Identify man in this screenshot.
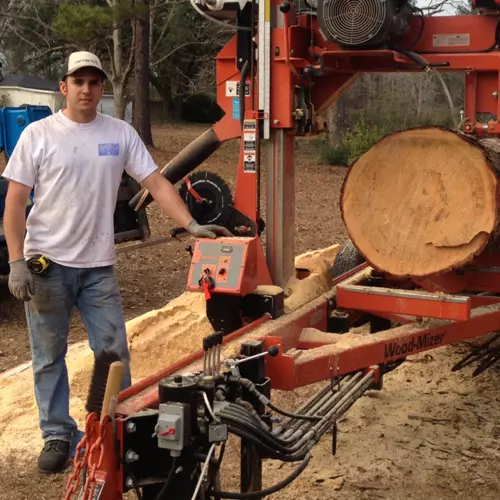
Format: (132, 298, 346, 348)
(2, 51, 231, 474)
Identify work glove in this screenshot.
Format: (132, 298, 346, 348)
(187, 220, 233, 239)
(8, 258, 35, 301)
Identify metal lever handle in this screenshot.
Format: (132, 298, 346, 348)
(203, 331, 224, 376)
(230, 345, 280, 368)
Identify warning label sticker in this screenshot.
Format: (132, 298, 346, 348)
(244, 141, 256, 152)
(243, 120, 257, 131)
(244, 153, 256, 173)
(244, 132, 256, 152)
(226, 81, 250, 97)
(78, 480, 105, 499)
(432, 34, 470, 47)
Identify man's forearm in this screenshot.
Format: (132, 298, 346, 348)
(4, 202, 27, 261)
(152, 177, 195, 229)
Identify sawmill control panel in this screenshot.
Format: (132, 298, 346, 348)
(187, 238, 251, 295)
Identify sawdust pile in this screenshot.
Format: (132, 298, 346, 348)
(0, 244, 338, 459)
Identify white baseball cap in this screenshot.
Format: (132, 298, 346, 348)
(64, 51, 107, 80)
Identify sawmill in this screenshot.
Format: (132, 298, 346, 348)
(63, 0, 500, 498)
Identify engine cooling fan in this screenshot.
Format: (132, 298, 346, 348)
(317, 0, 412, 47)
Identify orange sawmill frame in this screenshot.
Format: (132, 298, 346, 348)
(65, 8, 500, 500)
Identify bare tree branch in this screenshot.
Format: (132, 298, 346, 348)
(122, 21, 136, 87)
(152, 4, 176, 52)
(151, 41, 205, 67)
(8, 23, 40, 54)
(106, 40, 117, 78)
(12, 45, 75, 74)
(0, 9, 54, 32)
(150, 0, 189, 11)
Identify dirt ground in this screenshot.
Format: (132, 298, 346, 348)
(1, 124, 500, 499)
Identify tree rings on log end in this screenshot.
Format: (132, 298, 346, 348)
(340, 127, 499, 277)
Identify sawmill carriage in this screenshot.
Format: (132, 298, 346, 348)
(65, 0, 500, 498)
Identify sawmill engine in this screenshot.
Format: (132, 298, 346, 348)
(316, 0, 413, 47)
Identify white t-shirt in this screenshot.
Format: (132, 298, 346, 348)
(2, 110, 158, 268)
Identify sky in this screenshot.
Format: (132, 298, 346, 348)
(416, 0, 465, 15)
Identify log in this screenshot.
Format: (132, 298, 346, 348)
(340, 127, 500, 277)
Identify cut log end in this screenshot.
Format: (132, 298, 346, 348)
(340, 127, 500, 277)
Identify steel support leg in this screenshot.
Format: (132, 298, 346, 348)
(241, 441, 262, 498)
(266, 129, 295, 288)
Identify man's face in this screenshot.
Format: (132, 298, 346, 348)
(60, 68, 104, 113)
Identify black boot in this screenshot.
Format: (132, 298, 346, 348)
(38, 439, 70, 474)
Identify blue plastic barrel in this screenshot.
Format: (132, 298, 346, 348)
(0, 105, 52, 159)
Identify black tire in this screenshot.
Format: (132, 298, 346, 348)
(178, 171, 233, 226)
(331, 239, 365, 278)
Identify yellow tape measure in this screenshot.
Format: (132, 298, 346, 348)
(27, 255, 50, 274)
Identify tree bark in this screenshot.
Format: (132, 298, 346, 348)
(132, 0, 153, 145)
(340, 127, 500, 278)
(107, 0, 134, 120)
(113, 81, 127, 120)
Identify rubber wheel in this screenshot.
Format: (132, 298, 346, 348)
(331, 239, 365, 278)
(178, 171, 233, 226)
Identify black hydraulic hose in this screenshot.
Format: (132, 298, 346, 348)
(267, 400, 322, 422)
(226, 403, 270, 430)
(232, 377, 369, 455)
(227, 425, 309, 462)
(229, 376, 321, 422)
(220, 408, 273, 434)
(314, 371, 375, 438)
(154, 457, 178, 500)
(222, 406, 320, 451)
(276, 381, 332, 428)
(224, 406, 314, 446)
(234, 399, 264, 417)
(276, 372, 364, 438)
(391, 45, 449, 69)
(213, 453, 311, 499)
(220, 414, 305, 454)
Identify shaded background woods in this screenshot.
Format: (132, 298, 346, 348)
(0, 0, 472, 157)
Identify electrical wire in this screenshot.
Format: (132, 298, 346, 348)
(203, 391, 220, 423)
(191, 444, 217, 500)
(213, 453, 312, 499)
(389, 45, 457, 127)
(189, 0, 252, 32)
(419, 55, 457, 127)
(154, 457, 178, 500)
(405, 7, 425, 51)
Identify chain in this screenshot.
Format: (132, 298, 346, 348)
(82, 415, 110, 500)
(63, 413, 100, 500)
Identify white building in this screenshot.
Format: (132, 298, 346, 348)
(0, 75, 131, 121)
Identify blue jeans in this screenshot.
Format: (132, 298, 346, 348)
(25, 262, 131, 454)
